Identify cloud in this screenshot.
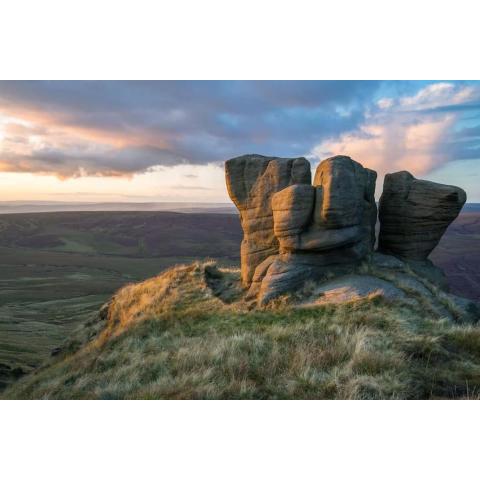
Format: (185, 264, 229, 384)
(312, 115, 456, 177)
(0, 81, 380, 178)
(0, 81, 479, 183)
(0, 139, 186, 178)
(311, 82, 480, 179)
(169, 185, 213, 190)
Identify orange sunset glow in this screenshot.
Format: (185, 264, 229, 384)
(0, 81, 479, 202)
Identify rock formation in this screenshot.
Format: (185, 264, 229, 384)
(272, 156, 377, 256)
(378, 171, 467, 260)
(225, 154, 467, 305)
(225, 154, 311, 286)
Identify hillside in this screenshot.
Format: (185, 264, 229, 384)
(0, 210, 478, 299)
(3, 260, 479, 400)
(0, 210, 479, 391)
(430, 211, 480, 301)
(0, 201, 236, 215)
(0, 211, 241, 390)
(0, 211, 241, 257)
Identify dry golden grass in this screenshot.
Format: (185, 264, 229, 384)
(3, 262, 480, 400)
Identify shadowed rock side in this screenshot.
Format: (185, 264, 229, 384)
(225, 154, 311, 286)
(378, 171, 467, 260)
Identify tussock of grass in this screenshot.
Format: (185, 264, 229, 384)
(3, 262, 480, 400)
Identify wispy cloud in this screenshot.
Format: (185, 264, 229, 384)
(311, 82, 480, 179)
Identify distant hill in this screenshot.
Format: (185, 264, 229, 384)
(0, 201, 236, 214)
(1, 201, 478, 215)
(0, 210, 242, 258)
(0, 209, 477, 300)
(463, 203, 480, 212)
(431, 211, 480, 302)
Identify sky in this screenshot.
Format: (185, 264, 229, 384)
(0, 80, 479, 203)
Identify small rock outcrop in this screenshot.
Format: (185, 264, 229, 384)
(378, 171, 467, 260)
(225, 153, 468, 307)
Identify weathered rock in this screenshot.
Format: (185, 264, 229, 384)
(313, 156, 377, 235)
(225, 154, 311, 286)
(298, 272, 479, 324)
(285, 224, 363, 252)
(404, 259, 449, 291)
(314, 156, 377, 254)
(246, 254, 277, 300)
(226, 153, 466, 307)
(255, 253, 356, 305)
(252, 156, 378, 302)
(254, 244, 371, 305)
(371, 252, 406, 270)
(271, 184, 315, 238)
(371, 252, 448, 290)
(379, 171, 466, 260)
(301, 274, 411, 306)
(271, 156, 377, 255)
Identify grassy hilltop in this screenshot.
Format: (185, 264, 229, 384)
(3, 261, 480, 400)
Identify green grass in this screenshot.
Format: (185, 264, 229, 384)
(4, 262, 480, 400)
(0, 244, 232, 389)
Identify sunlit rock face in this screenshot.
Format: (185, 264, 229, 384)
(378, 171, 467, 260)
(255, 156, 377, 304)
(225, 154, 466, 305)
(272, 156, 377, 256)
(225, 154, 311, 287)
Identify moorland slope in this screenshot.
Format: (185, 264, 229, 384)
(0, 209, 478, 394)
(3, 261, 479, 400)
(0, 211, 241, 389)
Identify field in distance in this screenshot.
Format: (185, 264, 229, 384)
(0, 201, 236, 215)
(430, 211, 480, 302)
(0, 211, 241, 388)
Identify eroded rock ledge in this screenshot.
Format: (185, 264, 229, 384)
(225, 154, 467, 305)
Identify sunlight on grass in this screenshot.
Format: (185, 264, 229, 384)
(3, 262, 480, 400)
